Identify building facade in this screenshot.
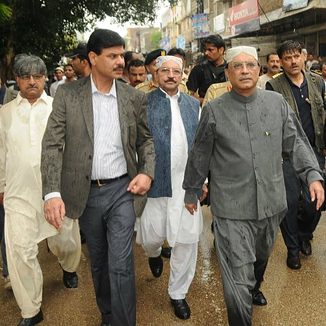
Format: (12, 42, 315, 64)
(161, 0, 326, 63)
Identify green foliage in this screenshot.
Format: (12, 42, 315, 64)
(151, 30, 162, 49)
(0, 3, 11, 22)
(0, 0, 160, 79)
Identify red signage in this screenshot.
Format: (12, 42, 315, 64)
(228, 0, 259, 27)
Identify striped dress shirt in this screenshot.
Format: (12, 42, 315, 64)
(90, 77, 127, 179)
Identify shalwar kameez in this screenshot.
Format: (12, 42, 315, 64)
(0, 92, 81, 318)
(138, 88, 202, 300)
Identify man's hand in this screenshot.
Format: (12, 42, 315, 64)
(185, 203, 197, 215)
(127, 173, 152, 195)
(199, 184, 208, 202)
(44, 197, 66, 230)
(0, 192, 3, 205)
(309, 180, 325, 210)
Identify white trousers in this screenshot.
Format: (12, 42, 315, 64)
(5, 211, 81, 318)
(142, 228, 198, 300)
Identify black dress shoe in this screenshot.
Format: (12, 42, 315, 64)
(161, 247, 172, 259)
(18, 310, 43, 326)
(148, 256, 163, 278)
(300, 239, 312, 256)
(170, 298, 191, 320)
(286, 255, 301, 270)
(252, 290, 267, 306)
(63, 270, 78, 288)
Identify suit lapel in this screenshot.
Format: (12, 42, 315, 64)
(79, 77, 94, 143)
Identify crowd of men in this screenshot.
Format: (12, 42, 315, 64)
(0, 29, 325, 326)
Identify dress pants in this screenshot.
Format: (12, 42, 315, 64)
(5, 210, 81, 318)
(213, 214, 283, 326)
(281, 153, 324, 257)
(0, 204, 8, 277)
(79, 176, 136, 326)
(142, 228, 198, 300)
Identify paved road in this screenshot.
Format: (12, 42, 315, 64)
(1, 207, 326, 325)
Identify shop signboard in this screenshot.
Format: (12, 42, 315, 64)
(225, 0, 260, 37)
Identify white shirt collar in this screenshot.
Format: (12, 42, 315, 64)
(90, 74, 117, 98)
(16, 91, 50, 105)
(159, 87, 180, 99)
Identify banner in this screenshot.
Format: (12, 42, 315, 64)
(160, 36, 170, 51)
(192, 13, 210, 39)
(176, 35, 186, 49)
(213, 13, 225, 34)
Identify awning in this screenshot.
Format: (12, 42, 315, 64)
(260, 0, 326, 26)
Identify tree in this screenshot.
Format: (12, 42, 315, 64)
(151, 30, 162, 49)
(0, 0, 160, 81)
(0, 2, 11, 23)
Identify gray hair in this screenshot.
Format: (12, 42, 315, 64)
(13, 54, 47, 77)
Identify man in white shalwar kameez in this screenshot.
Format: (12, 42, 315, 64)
(138, 55, 206, 320)
(0, 55, 81, 326)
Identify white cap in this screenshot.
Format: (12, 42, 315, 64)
(155, 55, 183, 70)
(225, 46, 258, 63)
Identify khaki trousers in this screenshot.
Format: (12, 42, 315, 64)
(5, 209, 81, 318)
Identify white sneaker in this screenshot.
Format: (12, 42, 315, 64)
(3, 276, 11, 290)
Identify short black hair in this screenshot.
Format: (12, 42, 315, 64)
(168, 48, 186, 59)
(87, 29, 125, 56)
(266, 53, 278, 62)
(277, 40, 302, 59)
(202, 34, 225, 49)
(127, 59, 145, 72)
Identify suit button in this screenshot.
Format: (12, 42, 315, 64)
(86, 175, 89, 180)
(89, 155, 92, 159)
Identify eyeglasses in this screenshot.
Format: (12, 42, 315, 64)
(19, 74, 44, 81)
(158, 68, 182, 76)
(229, 62, 259, 70)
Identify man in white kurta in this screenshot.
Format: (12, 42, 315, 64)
(138, 56, 205, 320)
(0, 55, 81, 326)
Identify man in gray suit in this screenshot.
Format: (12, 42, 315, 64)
(183, 46, 324, 326)
(41, 29, 155, 326)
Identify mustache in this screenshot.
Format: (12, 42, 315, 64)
(271, 65, 279, 69)
(113, 65, 124, 71)
(166, 78, 177, 82)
